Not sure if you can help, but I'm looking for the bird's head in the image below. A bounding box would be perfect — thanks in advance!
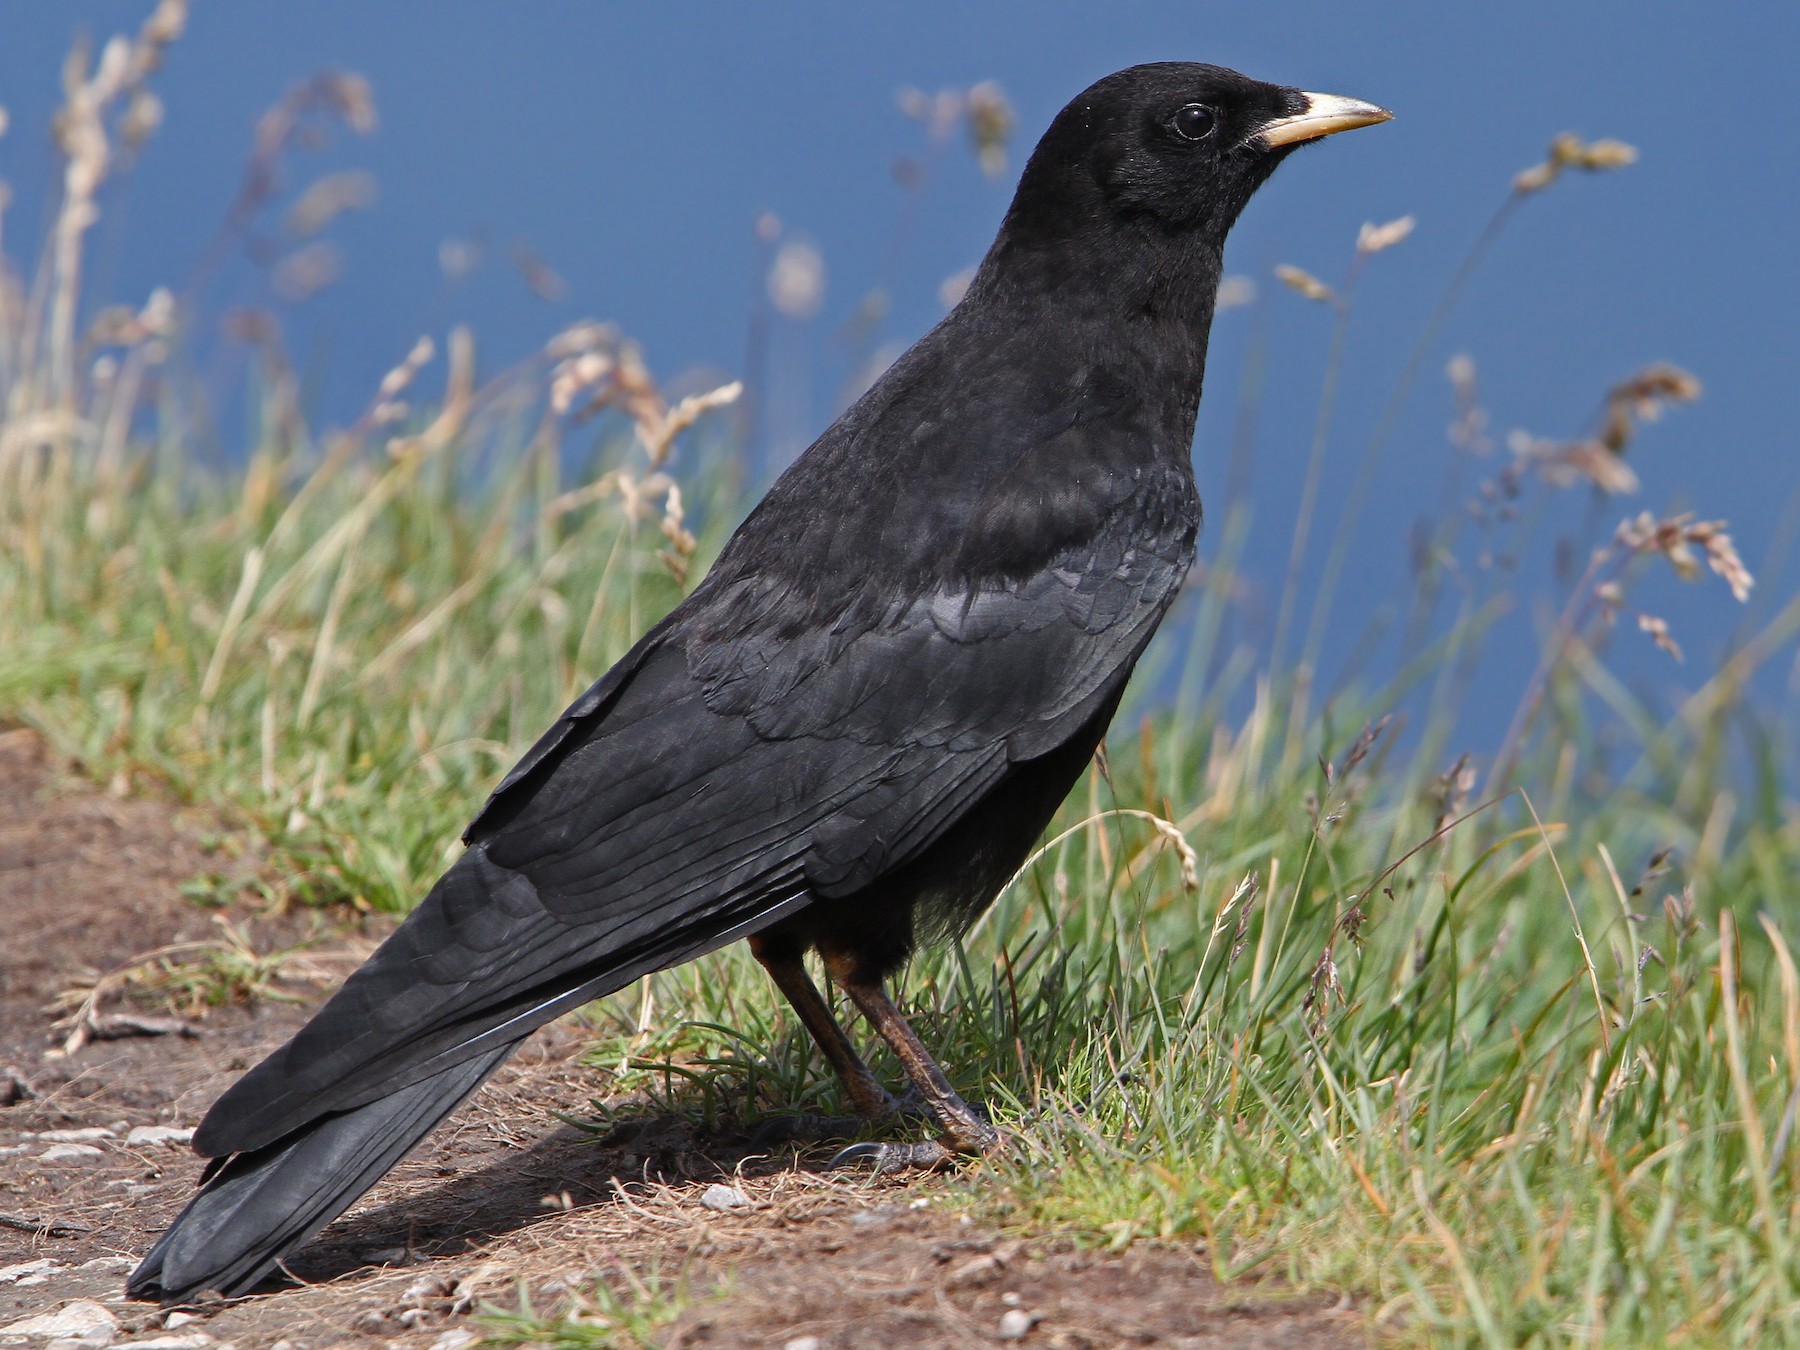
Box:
[982,62,1390,320]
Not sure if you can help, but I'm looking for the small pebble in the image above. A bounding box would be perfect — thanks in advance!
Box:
[0,1259,60,1284]
[125,1126,195,1148]
[35,1128,116,1143]
[428,1330,479,1350]
[783,1338,824,1350]
[699,1183,749,1211]
[162,1312,198,1329]
[998,1307,1039,1341]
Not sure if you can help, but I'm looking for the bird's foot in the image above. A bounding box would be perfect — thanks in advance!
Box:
[828,1114,1006,1173]
[828,1137,957,1173]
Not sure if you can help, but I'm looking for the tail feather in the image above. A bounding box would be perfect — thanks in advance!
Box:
[127,1040,517,1304]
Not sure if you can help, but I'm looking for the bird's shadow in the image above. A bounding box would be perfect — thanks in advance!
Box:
[273,1110,794,1290]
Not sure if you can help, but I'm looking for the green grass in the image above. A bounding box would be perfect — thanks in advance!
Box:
[478,1268,694,1349]
[4,15,1800,1347]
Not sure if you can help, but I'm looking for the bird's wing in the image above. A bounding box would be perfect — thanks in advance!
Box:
[197,457,1195,1158]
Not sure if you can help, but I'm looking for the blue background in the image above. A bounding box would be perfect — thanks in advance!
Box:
[2,2,1795,757]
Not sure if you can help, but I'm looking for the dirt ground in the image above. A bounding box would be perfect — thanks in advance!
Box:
[0,728,1366,1348]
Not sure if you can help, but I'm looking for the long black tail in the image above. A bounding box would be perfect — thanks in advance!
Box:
[126,1039,517,1303]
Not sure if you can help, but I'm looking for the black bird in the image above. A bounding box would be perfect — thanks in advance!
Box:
[129,62,1388,1303]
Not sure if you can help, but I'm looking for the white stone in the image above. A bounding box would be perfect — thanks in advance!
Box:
[426,1331,479,1350]
[998,1307,1039,1340]
[0,1298,119,1340]
[159,1314,197,1330]
[783,1338,824,1350]
[121,1336,217,1349]
[123,1127,195,1148]
[39,1144,106,1162]
[0,1259,59,1284]
[699,1183,749,1211]
[31,1129,115,1143]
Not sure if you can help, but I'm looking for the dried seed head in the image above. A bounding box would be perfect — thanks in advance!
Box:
[1638,613,1683,662]
[966,81,1015,179]
[544,320,618,360]
[639,381,743,467]
[768,238,826,320]
[140,0,188,49]
[1145,814,1200,893]
[550,349,614,416]
[1355,214,1415,255]
[1511,432,1640,495]
[1599,362,1701,454]
[1341,715,1392,778]
[272,241,344,303]
[284,169,377,238]
[320,71,377,134]
[376,335,434,402]
[1515,133,1638,194]
[1274,264,1333,304]
[1513,161,1558,194]
[1579,138,1638,170]
[1444,354,1494,459]
[658,483,699,586]
[1302,947,1344,1031]
[120,88,163,151]
[1685,519,1754,602]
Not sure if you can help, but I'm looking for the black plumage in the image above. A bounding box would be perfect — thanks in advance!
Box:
[129,62,1388,1303]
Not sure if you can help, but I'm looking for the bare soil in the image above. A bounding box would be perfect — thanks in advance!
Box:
[0,728,1365,1348]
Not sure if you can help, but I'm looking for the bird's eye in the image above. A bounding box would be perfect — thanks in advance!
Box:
[1173,104,1217,141]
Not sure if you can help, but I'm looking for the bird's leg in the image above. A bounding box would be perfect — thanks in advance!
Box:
[748,936,907,1146]
[821,951,1003,1172]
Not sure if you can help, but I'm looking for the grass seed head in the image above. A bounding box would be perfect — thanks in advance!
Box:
[1274,264,1334,304]
[284,168,378,238]
[1356,214,1415,256]
[1516,132,1638,193]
